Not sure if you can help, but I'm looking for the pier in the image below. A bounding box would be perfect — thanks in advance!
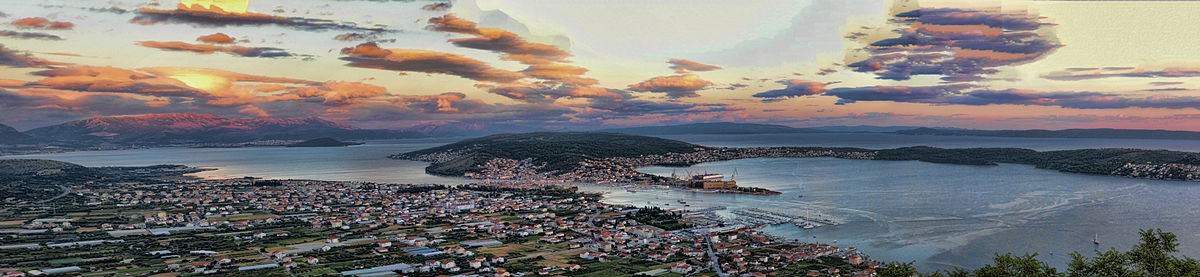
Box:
[730,208,843,229]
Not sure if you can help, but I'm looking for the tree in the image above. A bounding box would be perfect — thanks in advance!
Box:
[888,230,1200,277]
[974,253,1060,277]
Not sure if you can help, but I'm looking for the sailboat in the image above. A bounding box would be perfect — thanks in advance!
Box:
[1093,234,1100,245]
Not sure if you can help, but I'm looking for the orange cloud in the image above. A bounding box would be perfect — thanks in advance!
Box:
[136,40,294,58]
[428,14,571,65]
[11,17,74,30]
[238,105,270,117]
[340,43,525,83]
[294,81,388,106]
[196,33,236,44]
[628,74,714,98]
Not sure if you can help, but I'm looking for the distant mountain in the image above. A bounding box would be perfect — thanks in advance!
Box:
[0,123,39,145]
[286,137,363,147]
[600,122,827,135]
[896,127,1200,140]
[810,125,959,133]
[24,113,428,145]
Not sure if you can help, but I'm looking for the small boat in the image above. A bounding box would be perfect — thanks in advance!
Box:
[1093,234,1100,245]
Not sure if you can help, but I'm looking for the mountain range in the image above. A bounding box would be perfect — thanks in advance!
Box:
[895,127,1200,140]
[10,113,466,147]
[0,123,39,145]
[600,122,827,135]
[4,116,1200,154]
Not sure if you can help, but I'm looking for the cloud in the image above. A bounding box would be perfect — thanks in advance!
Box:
[340,42,526,83]
[847,7,1060,81]
[196,33,236,44]
[0,45,53,67]
[10,17,74,29]
[426,13,481,34]
[1150,82,1184,86]
[487,84,627,104]
[238,105,270,117]
[294,81,388,106]
[667,58,722,73]
[427,14,571,65]
[579,98,743,120]
[24,66,321,104]
[136,41,296,58]
[752,79,827,100]
[421,3,452,11]
[628,74,714,98]
[328,92,576,124]
[1043,66,1200,81]
[134,5,384,32]
[0,30,63,40]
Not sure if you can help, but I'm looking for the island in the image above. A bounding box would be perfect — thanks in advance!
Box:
[286,137,364,147]
[393,132,1200,185]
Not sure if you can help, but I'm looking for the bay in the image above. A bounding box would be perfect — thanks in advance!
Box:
[7,133,1200,271]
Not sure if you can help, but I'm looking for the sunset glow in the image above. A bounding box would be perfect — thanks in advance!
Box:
[0,0,1198,132]
[179,0,249,14]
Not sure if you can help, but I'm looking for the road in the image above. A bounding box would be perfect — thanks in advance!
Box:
[39,183,71,203]
[704,234,727,277]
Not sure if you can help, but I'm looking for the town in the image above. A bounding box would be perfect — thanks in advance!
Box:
[0,178,881,276]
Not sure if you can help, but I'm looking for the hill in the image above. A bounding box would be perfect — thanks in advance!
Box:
[395,132,706,176]
[286,137,363,147]
[397,132,1200,182]
[896,127,1200,140]
[0,159,93,176]
[23,113,436,146]
[0,123,39,145]
[600,122,826,135]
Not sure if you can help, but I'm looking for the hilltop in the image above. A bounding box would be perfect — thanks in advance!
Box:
[0,123,39,145]
[395,132,706,176]
[600,122,826,135]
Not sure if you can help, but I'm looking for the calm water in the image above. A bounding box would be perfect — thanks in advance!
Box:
[7,133,1200,271]
[9,138,472,184]
[594,158,1200,271]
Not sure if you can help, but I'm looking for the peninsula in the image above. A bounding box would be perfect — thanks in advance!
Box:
[393,132,1200,184]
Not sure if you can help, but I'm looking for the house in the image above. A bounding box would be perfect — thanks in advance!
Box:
[306,257,319,265]
[326,236,339,243]
[671,262,693,274]
[217,257,232,264]
[321,245,332,251]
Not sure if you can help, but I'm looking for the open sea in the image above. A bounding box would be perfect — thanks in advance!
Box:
[8,133,1200,271]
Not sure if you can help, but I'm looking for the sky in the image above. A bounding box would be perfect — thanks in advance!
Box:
[1,0,1200,131]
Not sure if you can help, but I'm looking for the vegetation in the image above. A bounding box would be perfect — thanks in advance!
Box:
[874,146,1200,178]
[628,206,691,231]
[399,132,706,175]
[879,229,1200,277]
[601,122,827,135]
[400,132,1200,181]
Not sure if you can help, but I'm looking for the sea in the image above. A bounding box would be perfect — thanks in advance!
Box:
[7,133,1200,272]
